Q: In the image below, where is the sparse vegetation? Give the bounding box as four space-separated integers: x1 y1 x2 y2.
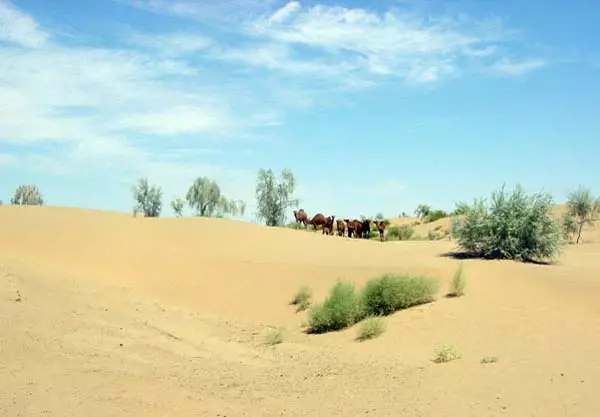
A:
255 168 299 227
264 327 284 346
415 204 431 220
360 274 438 317
356 316 386 341
171 197 185 217
564 186 599 244
387 224 414 241
132 177 162 217
10 184 44 205
451 184 562 263
423 209 448 224
481 356 498 364
433 344 462 363
292 285 312 311
307 281 362 334
186 176 245 218
447 263 466 297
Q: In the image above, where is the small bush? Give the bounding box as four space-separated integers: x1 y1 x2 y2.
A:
433 344 462 363
308 281 362 334
447 263 466 297
287 222 304 230
451 184 562 263
264 327 284 345
361 274 438 317
291 285 312 311
481 356 498 364
357 316 386 341
10 184 44 205
424 209 448 224
387 225 414 241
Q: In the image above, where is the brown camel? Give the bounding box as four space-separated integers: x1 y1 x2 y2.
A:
373 220 387 241
293 209 308 227
336 219 347 237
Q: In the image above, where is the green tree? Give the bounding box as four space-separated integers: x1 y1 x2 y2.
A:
565 186 600 244
171 197 185 217
415 204 431 220
255 168 299 226
185 176 244 217
132 177 162 217
10 184 44 205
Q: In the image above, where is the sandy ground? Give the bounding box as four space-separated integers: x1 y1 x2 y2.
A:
1 205 599 417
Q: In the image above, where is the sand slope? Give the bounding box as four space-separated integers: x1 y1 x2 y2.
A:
1 205 599 416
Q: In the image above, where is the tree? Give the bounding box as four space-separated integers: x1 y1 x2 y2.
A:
185 176 244 218
375 212 384 220
132 177 162 217
255 168 299 226
451 184 562 263
10 184 44 205
415 204 431 220
171 197 185 218
564 186 600 244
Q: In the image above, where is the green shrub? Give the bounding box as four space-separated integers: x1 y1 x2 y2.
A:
291 285 312 311
357 316 386 341
387 224 414 241
424 209 448 224
308 281 362 334
451 184 562 262
360 274 438 317
447 263 466 297
433 344 462 363
264 327 284 345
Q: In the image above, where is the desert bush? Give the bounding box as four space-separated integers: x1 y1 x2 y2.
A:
132 177 162 217
415 204 431 220
565 186 599 244
451 184 562 262
357 316 386 341
10 184 44 205
447 263 466 297
291 285 312 311
264 327 284 345
307 281 362 334
171 197 185 217
481 356 498 364
360 274 438 317
433 344 462 363
423 209 448 224
387 224 414 241
287 221 304 230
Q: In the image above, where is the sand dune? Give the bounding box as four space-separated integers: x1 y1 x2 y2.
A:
1 205 599 416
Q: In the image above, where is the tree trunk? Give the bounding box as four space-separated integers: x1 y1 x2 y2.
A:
576 222 584 244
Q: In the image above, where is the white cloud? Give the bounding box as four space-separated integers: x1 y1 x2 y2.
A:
490 58 547 75
268 1 301 24
0 1 49 48
129 32 212 56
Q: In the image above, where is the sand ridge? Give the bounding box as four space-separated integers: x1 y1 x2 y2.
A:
1 205 599 416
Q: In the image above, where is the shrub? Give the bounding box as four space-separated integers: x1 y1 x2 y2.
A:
387 225 414 241
451 184 562 263
286 222 304 230
424 209 448 224
132 177 162 217
357 316 386 341
565 186 599 244
447 263 466 297
308 281 362 334
291 285 312 311
433 344 462 363
481 356 498 364
10 184 44 205
360 274 438 317
171 197 185 217
264 327 284 345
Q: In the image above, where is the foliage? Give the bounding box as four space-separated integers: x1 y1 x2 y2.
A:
292 285 312 312
561 212 578 242
10 184 44 205
375 212 384 220
447 263 466 297
451 184 562 263
264 327 284 346
171 197 185 217
387 224 414 241
307 281 362 334
132 178 162 217
360 274 438 317
453 202 469 216
423 209 448 224
433 344 462 363
481 356 499 364
415 204 431 220
255 168 299 227
565 186 600 244
186 176 245 218
356 316 386 341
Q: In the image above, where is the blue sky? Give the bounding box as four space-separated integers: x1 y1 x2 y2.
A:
0 0 598 221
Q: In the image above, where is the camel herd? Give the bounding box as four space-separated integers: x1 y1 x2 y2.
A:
292 209 387 241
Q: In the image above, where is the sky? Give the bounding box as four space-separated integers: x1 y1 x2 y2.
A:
0 0 598 222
